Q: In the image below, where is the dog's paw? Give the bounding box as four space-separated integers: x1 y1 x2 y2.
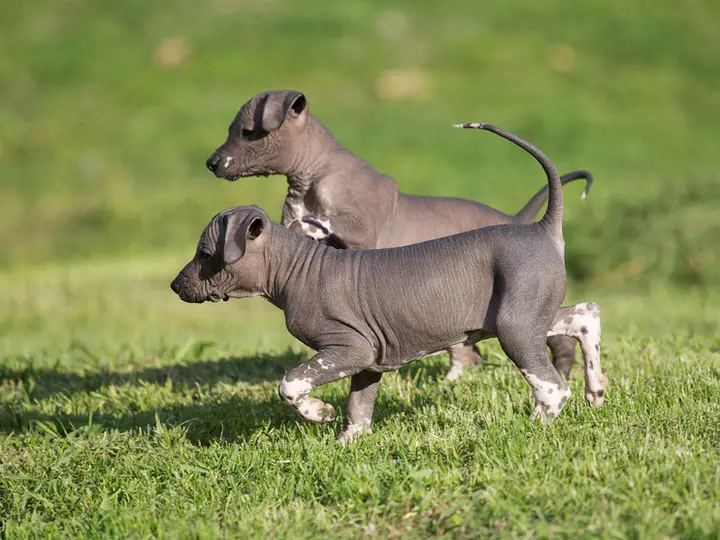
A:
337 424 373 445
298 398 336 423
585 374 608 407
530 404 557 423
300 216 332 241
286 219 305 235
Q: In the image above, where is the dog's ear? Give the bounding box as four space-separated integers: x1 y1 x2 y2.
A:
223 207 268 265
260 91 307 133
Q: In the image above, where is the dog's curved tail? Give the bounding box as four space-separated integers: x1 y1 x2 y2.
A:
513 170 592 223
453 123 563 240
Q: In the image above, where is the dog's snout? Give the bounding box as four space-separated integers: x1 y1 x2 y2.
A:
170 278 181 295
206 154 220 173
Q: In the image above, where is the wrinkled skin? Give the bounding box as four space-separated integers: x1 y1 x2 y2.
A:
204 91 589 380
205 91 313 182
170 203 608 444
170 207 269 304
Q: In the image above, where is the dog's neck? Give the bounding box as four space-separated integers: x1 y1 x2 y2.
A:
261 225 326 309
284 115 371 196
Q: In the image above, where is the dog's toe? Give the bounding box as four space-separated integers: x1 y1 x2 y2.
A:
585 389 606 408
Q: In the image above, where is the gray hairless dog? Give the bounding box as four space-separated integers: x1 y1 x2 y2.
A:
205 90 592 380
174 123 608 444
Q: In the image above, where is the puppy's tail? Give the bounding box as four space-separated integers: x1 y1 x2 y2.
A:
513 170 592 224
453 123 563 240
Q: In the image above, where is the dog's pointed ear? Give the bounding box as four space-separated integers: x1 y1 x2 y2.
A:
223 207 268 265
260 91 307 133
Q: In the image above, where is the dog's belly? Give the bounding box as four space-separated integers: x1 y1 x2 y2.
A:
366 329 496 373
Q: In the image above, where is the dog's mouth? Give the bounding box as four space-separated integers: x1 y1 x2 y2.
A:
207 293 230 303
221 170 274 181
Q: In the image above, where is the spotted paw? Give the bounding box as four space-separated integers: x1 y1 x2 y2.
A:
300 216 331 241
299 398 336 423
585 374 608 407
530 404 553 423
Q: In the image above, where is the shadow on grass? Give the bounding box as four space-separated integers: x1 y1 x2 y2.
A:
0 349 306 400
0 348 507 444
1 395 299 445
0 363 505 445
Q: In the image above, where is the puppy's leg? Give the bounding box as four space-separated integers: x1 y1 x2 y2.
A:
278 345 374 424
446 344 484 381
300 212 377 250
498 319 571 422
546 335 576 380
548 303 608 407
297 216 333 242
338 370 383 445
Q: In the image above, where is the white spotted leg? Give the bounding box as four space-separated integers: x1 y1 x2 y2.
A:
299 216 332 242
496 313 572 422
278 345 374 425
548 302 608 407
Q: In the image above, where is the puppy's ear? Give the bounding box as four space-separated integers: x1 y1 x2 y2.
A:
260 91 307 133
223 207 267 265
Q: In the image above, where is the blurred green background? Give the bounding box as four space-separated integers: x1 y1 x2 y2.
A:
1 0 719 345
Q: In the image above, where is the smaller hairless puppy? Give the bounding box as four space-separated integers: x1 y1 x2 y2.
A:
205 91 593 380
173 123 608 443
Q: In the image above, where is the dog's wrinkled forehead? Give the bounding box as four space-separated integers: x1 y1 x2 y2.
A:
234 99 257 128
198 211 230 253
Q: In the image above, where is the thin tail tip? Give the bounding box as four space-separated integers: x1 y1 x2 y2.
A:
453 122 488 130
581 179 593 201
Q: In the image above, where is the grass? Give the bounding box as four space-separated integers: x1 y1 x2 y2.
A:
1 0 720 537
1 269 719 537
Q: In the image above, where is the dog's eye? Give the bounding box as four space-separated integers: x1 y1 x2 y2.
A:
241 128 253 138
198 250 212 261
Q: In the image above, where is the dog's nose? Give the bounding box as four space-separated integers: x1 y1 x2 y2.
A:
206 154 220 173
170 279 180 294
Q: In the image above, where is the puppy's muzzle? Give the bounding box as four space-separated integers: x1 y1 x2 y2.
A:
170 276 197 303
206 153 236 179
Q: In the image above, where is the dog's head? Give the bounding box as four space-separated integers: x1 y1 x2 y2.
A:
206 90 309 181
171 206 271 303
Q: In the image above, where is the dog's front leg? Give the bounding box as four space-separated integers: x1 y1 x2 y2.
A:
548 303 608 406
299 212 377 250
338 370 383 445
278 345 374 426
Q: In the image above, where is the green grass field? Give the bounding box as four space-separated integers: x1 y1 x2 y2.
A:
1 0 720 537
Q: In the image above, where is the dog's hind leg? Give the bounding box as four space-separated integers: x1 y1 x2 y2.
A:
497 318 571 422
549 303 608 407
446 344 484 381
546 335 576 380
338 370 383 445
